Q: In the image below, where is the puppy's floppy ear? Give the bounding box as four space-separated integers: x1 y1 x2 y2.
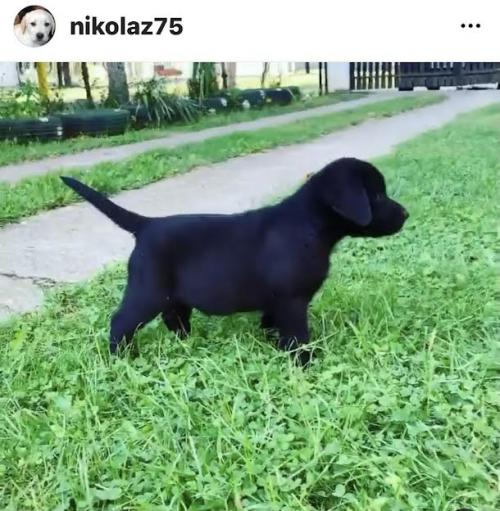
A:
20 16 27 34
323 171 372 227
48 12 55 35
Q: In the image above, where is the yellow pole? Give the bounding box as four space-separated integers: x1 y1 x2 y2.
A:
36 62 50 100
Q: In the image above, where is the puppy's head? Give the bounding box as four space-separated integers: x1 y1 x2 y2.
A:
312 157 409 237
20 9 55 45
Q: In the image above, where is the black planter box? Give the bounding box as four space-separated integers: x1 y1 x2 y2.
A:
0 116 63 142
60 109 130 137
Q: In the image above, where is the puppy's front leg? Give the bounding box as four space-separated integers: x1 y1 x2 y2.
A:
162 303 192 339
273 298 312 367
109 287 163 354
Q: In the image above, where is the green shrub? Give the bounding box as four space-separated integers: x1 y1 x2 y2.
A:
188 62 219 101
133 77 200 126
0 82 64 119
0 82 45 118
287 86 302 99
215 88 243 109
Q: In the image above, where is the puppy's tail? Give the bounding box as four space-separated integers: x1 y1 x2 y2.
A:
61 176 146 235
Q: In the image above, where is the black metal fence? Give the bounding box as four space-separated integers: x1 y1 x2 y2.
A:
349 62 399 90
349 62 500 91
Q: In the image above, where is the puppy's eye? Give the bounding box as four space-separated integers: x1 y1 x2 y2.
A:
31 22 36 26
44 22 50 27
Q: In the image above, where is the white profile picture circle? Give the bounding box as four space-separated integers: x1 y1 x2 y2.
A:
14 5 56 47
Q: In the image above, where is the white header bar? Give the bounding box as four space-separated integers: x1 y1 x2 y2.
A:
1 0 499 61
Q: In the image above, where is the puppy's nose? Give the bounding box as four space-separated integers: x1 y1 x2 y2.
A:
36 32 44 40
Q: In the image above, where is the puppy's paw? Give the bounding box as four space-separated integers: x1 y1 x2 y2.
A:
293 348 313 368
174 329 189 341
109 341 139 358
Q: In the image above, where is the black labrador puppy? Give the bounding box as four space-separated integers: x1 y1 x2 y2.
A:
61 157 408 365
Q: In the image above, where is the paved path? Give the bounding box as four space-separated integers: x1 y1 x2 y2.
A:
1 90 499 319
0 93 397 184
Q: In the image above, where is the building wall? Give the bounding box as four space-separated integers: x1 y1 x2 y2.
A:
294 62 319 71
0 62 19 87
327 62 350 90
153 62 297 79
126 62 155 82
234 62 295 77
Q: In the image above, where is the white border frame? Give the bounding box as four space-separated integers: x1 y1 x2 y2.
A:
1 0 499 61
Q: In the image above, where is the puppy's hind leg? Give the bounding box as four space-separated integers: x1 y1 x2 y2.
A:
260 312 279 341
273 298 312 367
162 302 192 339
260 312 275 330
110 287 163 354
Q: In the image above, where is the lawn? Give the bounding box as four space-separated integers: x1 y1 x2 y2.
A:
0 94 443 226
38 69 326 103
0 92 367 168
0 104 498 510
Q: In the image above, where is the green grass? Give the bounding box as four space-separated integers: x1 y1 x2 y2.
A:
0 94 443 227
1 104 499 510
39 69 330 102
0 92 367 167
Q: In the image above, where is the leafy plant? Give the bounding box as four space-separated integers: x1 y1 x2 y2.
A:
217 87 244 109
269 75 283 88
133 77 199 126
0 82 65 119
188 62 219 101
287 85 302 100
42 90 65 115
0 82 45 118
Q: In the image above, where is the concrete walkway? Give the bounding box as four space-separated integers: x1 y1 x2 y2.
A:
1 90 498 319
0 92 398 184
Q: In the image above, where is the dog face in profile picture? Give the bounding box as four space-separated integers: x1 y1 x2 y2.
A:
14 6 55 47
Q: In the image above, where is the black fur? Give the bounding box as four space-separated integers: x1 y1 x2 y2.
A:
61 157 409 366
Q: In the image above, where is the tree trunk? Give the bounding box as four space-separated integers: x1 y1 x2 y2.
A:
105 62 129 106
226 63 237 88
261 62 270 88
62 62 72 87
36 62 50 100
56 63 63 88
81 62 94 107
318 62 323 95
324 62 329 94
220 62 228 89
